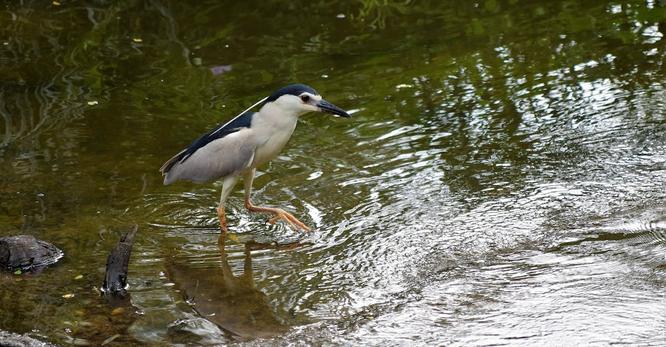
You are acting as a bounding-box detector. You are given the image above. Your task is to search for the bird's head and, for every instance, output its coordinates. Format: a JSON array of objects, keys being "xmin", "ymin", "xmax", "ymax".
[{"xmin": 261, "ymin": 84, "xmax": 350, "ymax": 118}]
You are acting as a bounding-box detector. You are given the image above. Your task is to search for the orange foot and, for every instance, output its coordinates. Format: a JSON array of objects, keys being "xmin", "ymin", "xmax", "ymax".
[
  {"xmin": 266, "ymin": 208, "xmax": 312, "ymax": 232},
  {"xmin": 245, "ymin": 200, "xmax": 311, "ymax": 232}
]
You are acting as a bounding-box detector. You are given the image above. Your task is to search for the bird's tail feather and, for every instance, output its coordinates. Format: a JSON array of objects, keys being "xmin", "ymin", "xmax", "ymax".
[{"xmin": 159, "ymin": 149, "xmax": 187, "ymax": 179}]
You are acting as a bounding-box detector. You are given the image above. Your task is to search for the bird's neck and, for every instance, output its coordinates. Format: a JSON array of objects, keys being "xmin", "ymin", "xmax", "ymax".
[{"xmin": 257, "ymin": 103, "xmax": 300, "ymax": 128}]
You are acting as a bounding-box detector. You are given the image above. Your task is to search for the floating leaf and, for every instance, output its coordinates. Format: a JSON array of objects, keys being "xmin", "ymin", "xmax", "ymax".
[
  {"xmin": 62, "ymin": 293, "xmax": 75, "ymax": 299},
  {"xmin": 13, "ymin": 269, "xmax": 22, "ymax": 275}
]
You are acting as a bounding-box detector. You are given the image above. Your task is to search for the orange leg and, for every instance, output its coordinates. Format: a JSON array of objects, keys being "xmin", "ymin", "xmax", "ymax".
[
  {"xmin": 243, "ymin": 168, "xmax": 311, "ymax": 232},
  {"xmin": 216, "ymin": 176, "xmax": 239, "ymax": 234},
  {"xmin": 216, "ymin": 207, "xmax": 228, "ymax": 233}
]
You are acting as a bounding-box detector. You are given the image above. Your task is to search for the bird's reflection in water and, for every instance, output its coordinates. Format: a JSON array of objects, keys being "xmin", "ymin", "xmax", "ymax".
[{"xmin": 166, "ymin": 235, "xmax": 305, "ymax": 341}]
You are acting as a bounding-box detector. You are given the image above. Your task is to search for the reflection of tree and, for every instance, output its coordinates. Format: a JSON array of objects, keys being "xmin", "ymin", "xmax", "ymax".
[
  {"xmin": 342, "ymin": 0, "xmax": 665, "ymax": 198},
  {"xmin": 0, "ymin": 0, "xmax": 195, "ymax": 152},
  {"xmin": 0, "ymin": 0, "xmax": 213, "ymax": 228},
  {"xmin": 0, "ymin": 0, "xmax": 661, "ymax": 220},
  {"xmin": 165, "ymin": 237, "xmax": 302, "ymax": 340}
]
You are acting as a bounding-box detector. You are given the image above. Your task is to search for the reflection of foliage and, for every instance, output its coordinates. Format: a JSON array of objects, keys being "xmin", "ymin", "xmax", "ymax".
[
  {"xmin": 355, "ymin": 0, "xmax": 411, "ymax": 29},
  {"xmin": 0, "ymin": 0, "xmax": 663, "ymax": 214},
  {"xmin": 0, "ymin": 0, "xmax": 662, "ymax": 193},
  {"xmin": 320, "ymin": 0, "xmax": 666, "ymax": 196}
]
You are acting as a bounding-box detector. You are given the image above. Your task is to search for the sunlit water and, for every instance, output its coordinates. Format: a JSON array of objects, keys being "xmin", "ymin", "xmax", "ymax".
[{"xmin": 1, "ymin": 1, "xmax": 665, "ymax": 346}]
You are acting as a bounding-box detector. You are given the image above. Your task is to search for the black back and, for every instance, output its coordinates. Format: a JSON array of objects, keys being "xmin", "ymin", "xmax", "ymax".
[{"xmin": 163, "ymin": 111, "xmax": 254, "ymax": 172}]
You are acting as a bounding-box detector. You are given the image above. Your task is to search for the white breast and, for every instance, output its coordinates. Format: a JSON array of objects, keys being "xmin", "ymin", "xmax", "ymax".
[{"xmin": 250, "ymin": 104, "xmax": 299, "ymax": 167}]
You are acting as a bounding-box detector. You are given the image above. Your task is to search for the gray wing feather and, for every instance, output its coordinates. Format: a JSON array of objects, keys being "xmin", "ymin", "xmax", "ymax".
[{"xmin": 163, "ymin": 129, "xmax": 256, "ymax": 184}]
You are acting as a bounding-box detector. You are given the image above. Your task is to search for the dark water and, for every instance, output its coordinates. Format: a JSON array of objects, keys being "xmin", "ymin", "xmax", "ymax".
[{"xmin": 1, "ymin": 0, "xmax": 665, "ymax": 345}]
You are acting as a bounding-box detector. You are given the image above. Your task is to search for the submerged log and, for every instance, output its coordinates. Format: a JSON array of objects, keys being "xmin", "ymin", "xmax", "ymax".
[
  {"xmin": 0, "ymin": 235, "xmax": 63, "ymax": 272},
  {"xmin": 101, "ymin": 225, "xmax": 138, "ymax": 299}
]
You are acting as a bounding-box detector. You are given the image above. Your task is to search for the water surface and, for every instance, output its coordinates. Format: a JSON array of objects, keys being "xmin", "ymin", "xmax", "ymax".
[{"xmin": 1, "ymin": 1, "xmax": 665, "ymax": 345}]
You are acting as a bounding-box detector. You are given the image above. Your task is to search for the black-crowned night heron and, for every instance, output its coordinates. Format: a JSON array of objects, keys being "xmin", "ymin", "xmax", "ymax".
[{"xmin": 160, "ymin": 84, "xmax": 350, "ymax": 233}]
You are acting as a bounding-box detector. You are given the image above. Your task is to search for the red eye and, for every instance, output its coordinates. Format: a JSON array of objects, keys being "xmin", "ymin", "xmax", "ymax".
[{"xmin": 300, "ymin": 94, "xmax": 310, "ymax": 103}]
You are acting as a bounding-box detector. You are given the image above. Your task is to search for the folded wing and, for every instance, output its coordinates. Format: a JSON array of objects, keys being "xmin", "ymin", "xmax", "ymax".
[{"xmin": 160, "ymin": 111, "xmax": 256, "ymax": 184}]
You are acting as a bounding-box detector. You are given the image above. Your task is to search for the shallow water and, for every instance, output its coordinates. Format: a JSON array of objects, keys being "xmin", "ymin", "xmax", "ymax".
[{"xmin": 1, "ymin": 1, "xmax": 665, "ymax": 345}]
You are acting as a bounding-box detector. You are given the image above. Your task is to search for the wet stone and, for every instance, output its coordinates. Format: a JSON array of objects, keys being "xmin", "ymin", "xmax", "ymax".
[
  {"xmin": 166, "ymin": 317, "xmax": 224, "ymax": 345},
  {"xmin": 0, "ymin": 330, "xmax": 56, "ymax": 347},
  {"xmin": 0, "ymin": 235, "xmax": 64, "ymax": 272}
]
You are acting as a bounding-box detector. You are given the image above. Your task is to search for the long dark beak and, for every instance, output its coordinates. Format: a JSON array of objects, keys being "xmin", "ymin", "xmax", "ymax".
[{"xmin": 317, "ymin": 99, "xmax": 350, "ymax": 118}]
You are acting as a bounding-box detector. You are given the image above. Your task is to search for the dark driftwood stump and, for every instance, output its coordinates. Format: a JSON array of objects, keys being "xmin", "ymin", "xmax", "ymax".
[
  {"xmin": 0, "ymin": 235, "xmax": 63, "ymax": 272},
  {"xmin": 101, "ymin": 225, "xmax": 138, "ymax": 298}
]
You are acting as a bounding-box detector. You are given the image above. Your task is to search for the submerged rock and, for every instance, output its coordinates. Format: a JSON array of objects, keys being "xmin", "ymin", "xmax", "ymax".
[
  {"xmin": 0, "ymin": 235, "xmax": 63, "ymax": 272},
  {"xmin": 0, "ymin": 330, "xmax": 56, "ymax": 347}
]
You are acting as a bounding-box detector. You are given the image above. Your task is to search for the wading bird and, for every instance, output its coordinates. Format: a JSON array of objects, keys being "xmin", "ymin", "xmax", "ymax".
[{"xmin": 160, "ymin": 84, "xmax": 350, "ymax": 233}]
